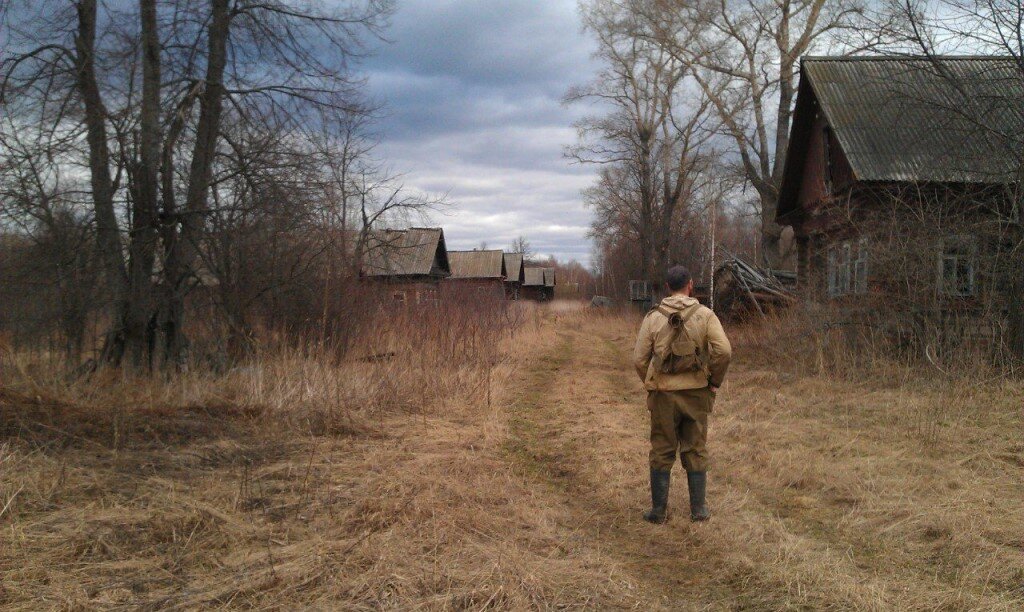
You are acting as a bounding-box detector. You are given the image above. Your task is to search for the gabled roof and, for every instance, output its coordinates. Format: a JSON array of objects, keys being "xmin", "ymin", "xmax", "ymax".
[
  {"xmin": 543, "ymin": 268, "xmax": 556, "ymax": 287},
  {"xmin": 523, "ymin": 267, "xmax": 546, "ymax": 287},
  {"xmin": 448, "ymin": 250, "xmax": 507, "ymax": 279},
  {"xmin": 503, "ymin": 253, "xmax": 525, "ymax": 284},
  {"xmin": 361, "ymin": 228, "xmax": 450, "ymax": 278},
  {"xmin": 778, "ymin": 56, "xmax": 1024, "ymax": 219}
]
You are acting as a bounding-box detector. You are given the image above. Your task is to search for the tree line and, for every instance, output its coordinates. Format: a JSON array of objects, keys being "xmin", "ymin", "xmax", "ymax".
[{"xmin": 0, "ymin": 0, "xmax": 444, "ymax": 370}]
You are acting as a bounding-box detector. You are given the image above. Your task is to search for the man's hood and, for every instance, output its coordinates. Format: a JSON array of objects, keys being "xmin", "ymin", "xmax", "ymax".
[{"xmin": 659, "ymin": 295, "xmax": 700, "ymax": 311}]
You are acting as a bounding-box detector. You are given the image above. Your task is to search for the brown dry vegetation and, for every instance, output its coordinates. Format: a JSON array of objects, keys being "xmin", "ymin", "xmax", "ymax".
[{"xmin": 2, "ymin": 303, "xmax": 1023, "ymax": 610}]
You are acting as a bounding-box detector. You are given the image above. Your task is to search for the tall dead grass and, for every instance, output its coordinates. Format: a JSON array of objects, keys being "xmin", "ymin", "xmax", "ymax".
[
  {"xmin": 0, "ymin": 300, "xmax": 648, "ymax": 609},
  {"xmin": 728, "ymin": 302, "xmax": 1023, "ymax": 446}
]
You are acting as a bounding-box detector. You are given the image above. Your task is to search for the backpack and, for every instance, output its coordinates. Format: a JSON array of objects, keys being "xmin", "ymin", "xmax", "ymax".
[{"xmin": 651, "ymin": 304, "xmax": 706, "ymax": 375}]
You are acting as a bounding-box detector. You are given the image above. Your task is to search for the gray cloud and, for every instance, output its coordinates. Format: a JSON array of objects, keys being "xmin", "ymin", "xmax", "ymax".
[{"xmin": 364, "ymin": 0, "xmax": 601, "ymax": 263}]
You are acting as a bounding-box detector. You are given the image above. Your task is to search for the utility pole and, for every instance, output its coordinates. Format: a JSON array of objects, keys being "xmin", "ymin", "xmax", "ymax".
[{"xmin": 709, "ymin": 195, "xmax": 717, "ymax": 311}]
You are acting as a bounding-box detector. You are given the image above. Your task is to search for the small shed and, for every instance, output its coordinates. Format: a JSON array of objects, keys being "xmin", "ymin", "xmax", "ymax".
[
  {"xmin": 360, "ymin": 227, "xmax": 451, "ymax": 305},
  {"xmin": 502, "ymin": 252, "xmax": 525, "ymax": 299}
]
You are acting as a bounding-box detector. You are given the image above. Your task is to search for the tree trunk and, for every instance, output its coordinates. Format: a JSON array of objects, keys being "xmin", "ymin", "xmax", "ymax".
[
  {"xmin": 121, "ymin": 0, "xmax": 162, "ymax": 369},
  {"xmin": 761, "ymin": 189, "xmax": 784, "ymax": 270},
  {"xmin": 163, "ymin": 0, "xmax": 231, "ymax": 368},
  {"xmin": 74, "ymin": 0, "xmax": 135, "ymax": 365}
]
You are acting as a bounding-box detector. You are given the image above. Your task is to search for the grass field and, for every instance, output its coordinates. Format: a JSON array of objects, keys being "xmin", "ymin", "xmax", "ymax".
[{"xmin": 2, "ymin": 304, "xmax": 1023, "ymax": 609}]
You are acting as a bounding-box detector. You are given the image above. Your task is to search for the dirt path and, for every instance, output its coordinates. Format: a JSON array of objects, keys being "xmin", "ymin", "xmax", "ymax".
[
  {"xmin": 501, "ymin": 312, "xmax": 1024, "ymax": 610},
  {"xmin": 504, "ymin": 317, "xmax": 727, "ymax": 609}
]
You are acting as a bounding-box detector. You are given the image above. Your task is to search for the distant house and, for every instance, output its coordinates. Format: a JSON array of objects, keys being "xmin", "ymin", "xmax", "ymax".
[
  {"xmin": 360, "ymin": 227, "xmax": 451, "ymax": 304},
  {"xmin": 543, "ymin": 268, "xmax": 556, "ymax": 298},
  {"xmin": 776, "ymin": 56, "xmax": 1022, "ymax": 316},
  {"xmin": 522, "ymin": 267, "xmax": 555, "ymax": 301},
  {"xmin": 503, "ymin": 252, "xmax": 525, "ymax": 300},
  {"xmin": 446, "ymin": 250, "xmax": 508, "ymax": 299}
]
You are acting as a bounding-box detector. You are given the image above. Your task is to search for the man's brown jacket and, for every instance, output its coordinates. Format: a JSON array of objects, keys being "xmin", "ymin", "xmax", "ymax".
[{"xmin": 632, "ymin": 295, "xmax": 732, "ymax": 391}]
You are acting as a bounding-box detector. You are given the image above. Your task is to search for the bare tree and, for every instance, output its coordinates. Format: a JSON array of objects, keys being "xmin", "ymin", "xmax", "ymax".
[
  {"xmin": 568, "ymin": 0, "xmax": 723, "ymax": 290},
  {"xmin": 634, "ymin": 0, "xmax": 875, "ymax": 268},
  {"xmin": 1, "ymin": 0, "xmax": 393, "ymax": 370},
  {"xmin": 508, "ymin": 235, "xmax": 534, "ymax": 260}
]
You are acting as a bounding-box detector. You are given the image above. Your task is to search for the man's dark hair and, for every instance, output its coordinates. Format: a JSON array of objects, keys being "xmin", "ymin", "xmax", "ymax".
[{"xmin": 665, "ymin": 265, "xmax": 692, "ymax": 291}]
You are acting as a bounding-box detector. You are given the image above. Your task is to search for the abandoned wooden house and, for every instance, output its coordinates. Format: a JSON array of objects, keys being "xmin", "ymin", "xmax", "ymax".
[
  {"xmin": 776, "ymin": 56, "xmax": 1023, "ymax": 335},
  {"xmin": 521, "ymin": 267, "xmax": 554, "ymax": 301},
  {"xmin": 543, "ymin": 268, "xmax": 556, "ymax": 298},
  {"xmin": 446, "ymin": 250, "xmax": 508, "ymax": 299},
  {"xmin": 359, "ymin": 227, "xmax": 451, "ymax": 305},
  {"xmin": 503, "ymin": 252, "xmax": 525, "ymax": 300}
]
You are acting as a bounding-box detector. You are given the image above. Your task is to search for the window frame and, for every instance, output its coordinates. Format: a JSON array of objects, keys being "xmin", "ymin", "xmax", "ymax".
[
  {"xmin": 827, "ymin": 239, "xmax": 864, "ymax": 298},
  {"xmin": 853, "ymin": 237, "xmax": 869, "ymax": 295},
  {"xmin": 938, "ymin": 235, "xmax": 978, "ymax": 298}
]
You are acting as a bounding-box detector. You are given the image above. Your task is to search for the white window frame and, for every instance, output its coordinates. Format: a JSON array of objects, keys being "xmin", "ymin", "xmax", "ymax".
[
  {"xmin": 938, "ymin": 235, "xmax": 977, "ymax": 297},
  {"xmin": 853, "ymin": 238, "xmax": 868, "ymax": 295},
  {"xmin": 827, "ymin": 240, "xmax": 861, "ymax": 298}
]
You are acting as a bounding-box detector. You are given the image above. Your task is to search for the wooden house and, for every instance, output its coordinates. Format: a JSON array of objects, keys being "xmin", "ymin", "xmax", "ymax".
[
  {"xmin": 503, "ymin": 253, "xmax": 525, "ymax": 300},
  {"xmin": 521, "ymin": 267, "xmax": 553, "ymax": 301},
  {"xmin": 359, "ymin": 227, "xmax": 451, "ymax": 305},
  {"xmin": 776, "ymin": 56, "xmax": 1022, "ymax": 314},
  {"xmin": 543, "ymin": 268, "xmax": 556, "ymax": 297},
  {"xmin": 446, "ymin": 250, "xmax": 508, "ymax": 300}
]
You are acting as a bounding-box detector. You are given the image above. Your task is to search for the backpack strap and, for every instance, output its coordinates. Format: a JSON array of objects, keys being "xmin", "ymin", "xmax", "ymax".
[{"xmin": 657, "ymin": 303, "xmax": 701, "ymax": 326}]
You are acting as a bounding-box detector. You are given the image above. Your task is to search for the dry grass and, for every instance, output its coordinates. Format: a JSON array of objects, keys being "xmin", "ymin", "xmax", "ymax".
[{"xmin": 1, "ymin": 301, "xmax": 1022, "ymax": 609}]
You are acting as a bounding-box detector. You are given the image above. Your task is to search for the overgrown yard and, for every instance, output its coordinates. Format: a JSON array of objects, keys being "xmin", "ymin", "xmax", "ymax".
[{"xmin": 2, "ymin": 306, "xmax": 1023, "ymax": 609}]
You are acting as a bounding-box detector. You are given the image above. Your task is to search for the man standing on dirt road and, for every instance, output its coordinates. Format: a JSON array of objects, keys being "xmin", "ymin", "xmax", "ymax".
[{"xmin": 633, "ymin": 266, "xmax": 732, "ymax": 523}]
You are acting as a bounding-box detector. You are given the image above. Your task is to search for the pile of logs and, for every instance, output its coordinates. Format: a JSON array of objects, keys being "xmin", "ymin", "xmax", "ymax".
[{"xmin": 713, "ymin": 253, "xmax": 796, "ymax": 321}]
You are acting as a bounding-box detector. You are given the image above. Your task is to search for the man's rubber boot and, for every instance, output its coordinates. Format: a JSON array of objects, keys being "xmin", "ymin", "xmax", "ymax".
[
  {"xmin": 687, "ymin": 471, "xmax": 710, "ymax": 521},
  {"xmin": 643, "ymin": 469, "xmax": 671, "ymax": 524}
]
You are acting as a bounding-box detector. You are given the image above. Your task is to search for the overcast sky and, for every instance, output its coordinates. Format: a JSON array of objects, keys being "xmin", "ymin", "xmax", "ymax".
[{"xmin": 363, "ymin": 0, "xmax": 602, "ymax": 263}]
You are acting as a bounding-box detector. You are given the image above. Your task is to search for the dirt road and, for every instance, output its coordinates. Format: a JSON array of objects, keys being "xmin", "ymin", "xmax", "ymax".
[{"xmin": 500, "ymin": 312, "xmax": 1024, "ymax": 610}]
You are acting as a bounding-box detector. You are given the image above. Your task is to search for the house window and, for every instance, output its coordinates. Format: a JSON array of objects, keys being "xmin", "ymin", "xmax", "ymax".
[
  {"xmin": 939, "ymin": 235, "xmax": 977, "ymax": 297},
  {"xmin": 415, "ymin": 287, "xmax": 438, "ymax": 305},
  {"xmin": 853, "ymin": 238, "xmax": 868, "ymax": 295},
  {"xmin": 393, "ymin": 291, "xmax": 407, "ymax": 304},
  {"xmin": 827, "ymin": 239, "xmax": 863, "ymax": 298}
]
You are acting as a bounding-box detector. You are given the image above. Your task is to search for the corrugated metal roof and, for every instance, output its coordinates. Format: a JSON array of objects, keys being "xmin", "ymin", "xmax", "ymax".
[
  {"xmin": 361, "ymin": 228, "xmax": 450, "ymax": 277},
  {"xmin": 523, "ymin": 267, "xmax": 545, "ymax": 286},
  {"xmin": 543, "ymin": 268, "xmax": 556, "ymax": 287},
  {"xmin": 503, "ymin": 253, "xmax": 524, "ymax": 283},
  {"xmin": 448, "ymin": 250, "xmax": 506, "ymax": 279},
  {"xmin": 803, "ymin": 56, "xmax": 1023, "ymax": 183}
]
